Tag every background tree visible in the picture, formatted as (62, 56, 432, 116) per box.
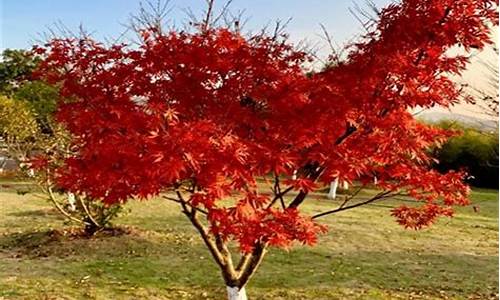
(0, 50, 122, 236)
(0, 49, 41, 95)
(34, 0, 497, 298)
(0, 49, 58, 130)
(433, 120, 499, 189)
(471, 45, 499, 119)
(0, 95, 40, 163)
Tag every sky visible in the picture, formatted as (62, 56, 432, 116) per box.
(1, 0, 498, 119)
(1, 0, 391, 50)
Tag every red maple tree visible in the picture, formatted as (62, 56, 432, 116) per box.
(33, 0, 497, 298)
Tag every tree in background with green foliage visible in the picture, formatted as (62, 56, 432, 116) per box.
(0, 95, 40, 172)
(0, 49, 123, 235)
(0, 49, 58, 131)
(433, 120, 498, 189)
(0, 49, 40, 93)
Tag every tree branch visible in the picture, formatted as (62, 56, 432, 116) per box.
(311, 190, 393, 219)
(338, 184, 365, 209)
(288, 163, 324, 209)
(272, 175, 286, 209)
(76, 194, 102, 228)
(202, 0, 215, 30)
(175, 189, 238, 284)
(266, 185, 294, 209)
(237, 242, 267, 287)
(45, 184, 88, 225)
(163, 194, 208, 215)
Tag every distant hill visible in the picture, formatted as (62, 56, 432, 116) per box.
(417, 111, 498, 132)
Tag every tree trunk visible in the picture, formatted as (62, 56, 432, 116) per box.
(226, 286, 247, 300)
(83, 218, 99, 236)
(328, 178, 339, 199)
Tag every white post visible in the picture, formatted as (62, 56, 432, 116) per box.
(227, 286, 247, 300)
(67, 192, 76, 211)
(328, 178, 339, 199)
(291, 170, 297, 180)
(342, 180, 349, 190)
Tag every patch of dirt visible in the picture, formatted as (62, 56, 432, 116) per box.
(0, 226, 140, 258)
(7, 208, 60, 218)
(49, 225, 138, 239)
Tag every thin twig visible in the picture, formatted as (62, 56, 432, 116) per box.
(77, 194, 102, 227)
(266, 185, 294, 209)
(202, 0, 215, 30)
(338, 184, 365, 209)
(312, 190, 393, 219)
(273, 175, 286, 209)
(163, 194, 208, 215)
(212, 0, 234, 25)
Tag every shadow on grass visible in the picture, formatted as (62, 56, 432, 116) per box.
(7, 208, 60, 218)
(1, 229, 497, 298)
(0, 226, 172, 259)
(0, 185, 40, 194)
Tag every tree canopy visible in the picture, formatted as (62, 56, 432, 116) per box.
(32, 0, 497, 295)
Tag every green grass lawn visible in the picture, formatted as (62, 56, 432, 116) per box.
(0, 185, 498, 299)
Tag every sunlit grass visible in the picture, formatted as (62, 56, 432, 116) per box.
(0, 185, 497, 299)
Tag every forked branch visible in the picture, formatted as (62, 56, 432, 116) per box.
(174, 189, 239, 284)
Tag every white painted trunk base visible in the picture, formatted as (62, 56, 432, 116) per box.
(328, 178, 339, 199)
(342, 180, 349, 190)
(227, 286, 247, 300)
(67, 192, 76, 211)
